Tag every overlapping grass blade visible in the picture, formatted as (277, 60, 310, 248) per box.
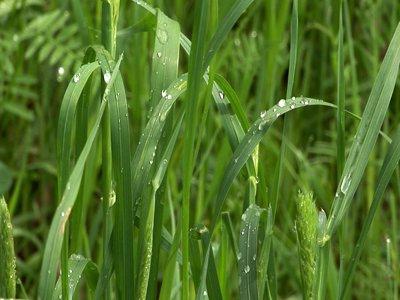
(38, 53, 123, 300)
(203, 0, 255, 70)
(53, 254, 99, 299)
(181, 0, 209, 297)
(137, 116, 183, 299)
(210, 97, 333, 233)
(144, 10, 180, 299)
(326, 22, 400, 237)
(238, 204, 262, 300)
(340, 124, 400, 298)
(191, 225, 223, 300)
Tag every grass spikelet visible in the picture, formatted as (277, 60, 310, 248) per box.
(0, 196, 16, 298)
(295, 191, 317, 300)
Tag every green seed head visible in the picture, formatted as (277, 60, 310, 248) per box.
(0, 196, 16, 298)
(295, 190, 317, 300)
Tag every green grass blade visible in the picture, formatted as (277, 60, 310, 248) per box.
(38, 55, 122, 300)
(336, 0, 345, 178)
(326, 22, 400, 238)
(53, 254, 99, 300)
(0, 196, 16, 298)
(238, 204, 262, 300)
(145, 10, 180, 299)
(137, 116, 183, 299)
(210, 97, 333, 233)
(181, 0, 209, 297)
(191, 225, 223, 300)
(340, 124, 400, 299)
(203, 0, 255, 70)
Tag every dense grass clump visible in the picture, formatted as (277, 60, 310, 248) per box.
(0, 0, 400, 299)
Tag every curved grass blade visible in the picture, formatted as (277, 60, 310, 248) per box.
(203, 0, 255, 70)
(0, 196, 16, 298)
(38, 55, 122, 300)
(57, 61, 100, 194)
(210, 97, 333, 233)
(340, 124, 400, 299)
(238, 204, 262, 300)
(53, 254, 99, 300)
(326, 22, 400, 238)
(137, 116, 183, 300)
(94, 48, 135, 298)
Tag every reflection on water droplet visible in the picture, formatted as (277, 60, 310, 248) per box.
(244, 265, 250, 273)
(278, 99, 286, 107)
(156, 28, 168, 44)
(103, 71, 111, 83)
(73, 73, 80, 83)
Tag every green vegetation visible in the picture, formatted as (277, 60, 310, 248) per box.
(0, 0, 399, 299)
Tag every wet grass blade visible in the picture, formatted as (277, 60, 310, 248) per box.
(238, 204, 262, 300)
(53, 254, 99, 299)
(340, 124, 400, 299)
(38, 54, 122, 300)
(210, 97, 333, 234)
(137, 116, 183, 299)
(326, 22, 400, 237)
(181, 0, 209, 297)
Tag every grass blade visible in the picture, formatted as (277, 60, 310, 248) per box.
(38, 54, 122, 300)
(326, 22, 400, 237)
(181, 0, 209, 297)
(340, 124, 400, 298)
(238, 204, 262, 300)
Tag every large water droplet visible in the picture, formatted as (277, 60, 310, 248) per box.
(278, 99, 286, 107)
(103, 71, 111, 84)
(340, 173, 351, 194)
(73, 73, 80, 83)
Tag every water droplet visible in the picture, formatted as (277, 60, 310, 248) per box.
(73, 73, 80, 83)
(278, 99, 286, 107)
(276, 113, 280, 117)
(291, 96, 296, 101)
(218, 91, 224, 99)
(103, 71, 111, 83)
(340, 173, 351, 194)
(260, 110, 267, 118)
(253, 254, 256, 261)
(161, 90, 167, 98)
(58, 67, 65, 76)
(304, 100, 309, 105)
(156, 52, 162, 58)
(241, 214, 247, 221)
(234, 158, 238, 163)
(166, 94, 173, 100)
(203, 290, 208, 296)
(156, 28, 168, 44)
(237, 252, 242, 260)
(244, 265, 250, 274)
(290, 104, 295, 109)
(250, 31, 258, 38)
(61, 211, 65, 217)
